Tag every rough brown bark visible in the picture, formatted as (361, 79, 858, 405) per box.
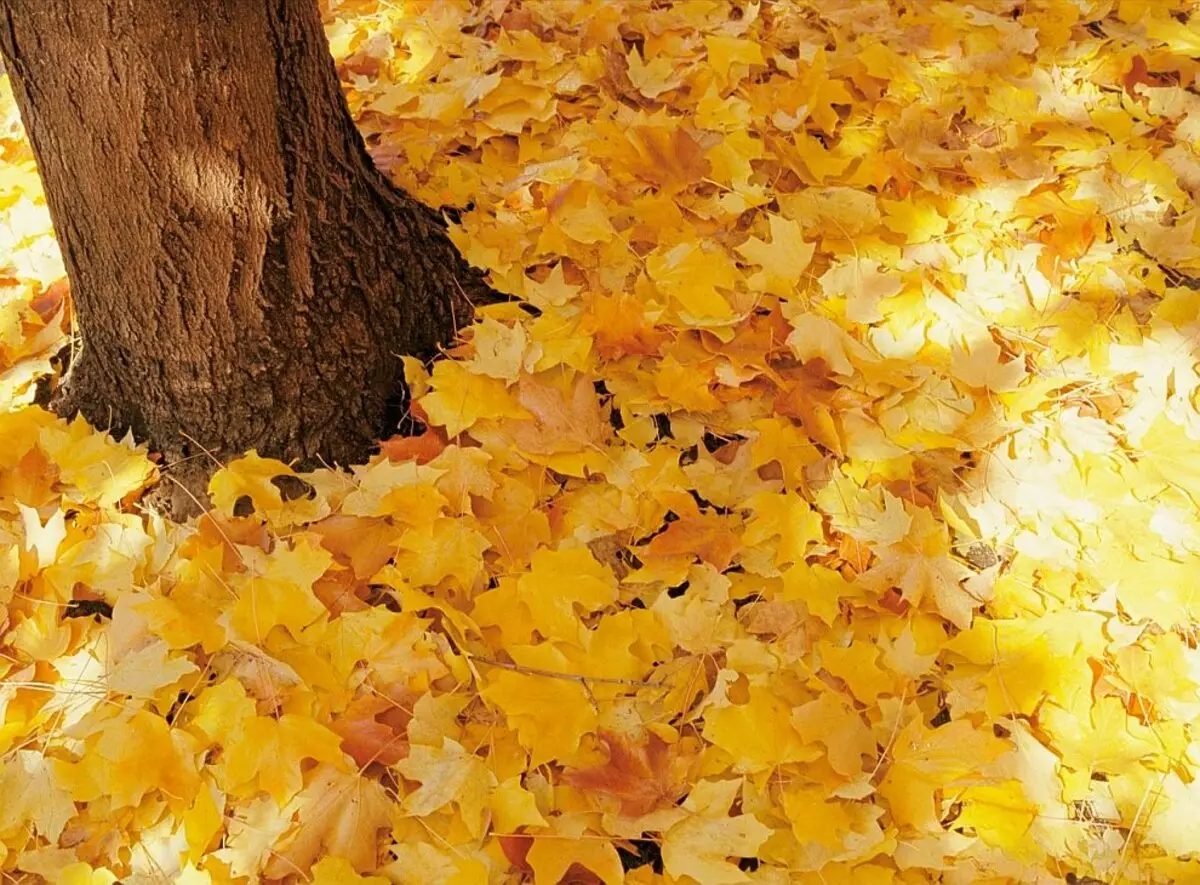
(0, 0, 490, 473)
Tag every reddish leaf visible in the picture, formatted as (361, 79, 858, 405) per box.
(837, 534, 872, 574)
(1123, 54, 1154, 93)
(379, 430, 446, 464)
(312, 572, 371, 617)
(562, 729, 680, 816)
(331, 694, 410, 767)
(879, 588, 910, 616)
(648, 512, 741, 571)
(29, 279, 68, 323)
(499, 834, 533, 870)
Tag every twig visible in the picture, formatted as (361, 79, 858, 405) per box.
(867, 686, 909, 784)
(470, 655, 667, 689)
(469, 655, 670, 711)
(177, 430, 228, 472)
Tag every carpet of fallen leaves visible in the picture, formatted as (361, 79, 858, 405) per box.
(1, 0, 1200, 883)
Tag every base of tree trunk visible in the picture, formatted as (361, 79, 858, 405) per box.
(1, 0, 501, 520)
(49, 207, 493, 520)
(43, 189, 496, 520)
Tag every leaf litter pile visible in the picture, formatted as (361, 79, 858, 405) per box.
(3, 0, 1200, 882)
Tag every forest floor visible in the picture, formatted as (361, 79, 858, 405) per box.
(1, 1, 1200, 883)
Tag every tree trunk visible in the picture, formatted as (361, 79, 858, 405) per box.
(0, 0, 489, 470)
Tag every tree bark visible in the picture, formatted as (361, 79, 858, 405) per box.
(0, 0, 489, 471)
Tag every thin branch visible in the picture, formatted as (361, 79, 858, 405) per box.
(468, 655, 671, 713)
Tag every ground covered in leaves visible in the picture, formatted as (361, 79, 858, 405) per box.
(2, 0, 1200, 882)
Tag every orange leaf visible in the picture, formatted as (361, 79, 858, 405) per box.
(499, 834, 533, 870)
(837, 534, 873, 574)
(562, 729, 681, 816)
(311, 514, 398, 581)
(1123, 54, 1154, 93)
(29, 279, 68, 324)
(311, 572, 371, 617)
(648, 510, 741, 571)
(627, 125, 711, 194)
(331, 694, 410, 768)
(379, 430, 446, 464)
(585, 292, 666, 359)
(508, 375, 609, 455)
(878, 588, 910, 615)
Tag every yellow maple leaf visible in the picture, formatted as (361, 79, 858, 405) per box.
(704, 684, 820, 773)
(818, 639, 896, 704)
(218, 793, 294, 878)
(625, 49, 685, 99)
(224, 713, 346, 803)
(878, 718, 1007, 830)
(780, 562, 856, 625)
(173, 864, 214, 885)
(785, 313, 875, 376)
(490, 775, 547, 831)
(208, 450, 297, 517)
(951, 335, 1027, 392)
(481, 667, 598, 767)
(230, 535, 332, 643)
(795, 49, 855, 134)
(182, 782, 224, 863)
(791, 132, 854, 184)
(820, 257, 904, 325)
(791, 690, 876, 778)
(189, 676, 257, 745)
(421, 359, 525, 437)
(781, 187, 881, 236)
(527, 813, 625, 885)
(309, 857, 390, 885)
(393, 517, 490, 590)
(386, 840, 490, 884)
(736, 213, 815, 297)
(342, 459, 448, 522)
(396, 738, 494, 838)
(1041, 694, 1172, 775)
(742, 491, 824, 565)
(661, 779, 772, 885)
(59, 864, 118, 885)
(106, 637, 199, 699)
(655, 354, 722, 412)
(17, 502, 65, 569)
(646, 241, 738, 324)
(954, 782, 1040, 861)
(0, 750, 75, 843)
(780, 786, 856, 850)
(1143, 772, 1200, 857)
(137, 544, 229, 652)
(516, 545, 617, 644)
(43, 415, 155, 506)
(325, 607, 450, 691)
(1136, 415, 1200, 505)
(861, 507, 983, 628)
(468, 315, 528, 383)
(56, 708, 201, 811)
(263, 764, 393, 878)
(704, 35, 765, 83)
(547, 181, 615, 245)
(880, 197, 949, 243)
(945, 614, 1100, 719)
(523, 262, 580, 309)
